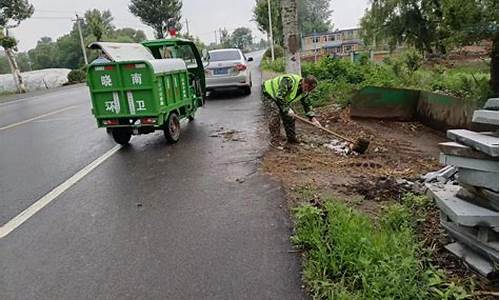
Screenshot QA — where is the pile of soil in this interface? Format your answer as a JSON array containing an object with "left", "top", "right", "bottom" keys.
[{"left": 263, "top": 105, "right": 444, "bottom": 189}]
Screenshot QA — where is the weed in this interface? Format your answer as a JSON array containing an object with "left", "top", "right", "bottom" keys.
[{"left": 292, "top": 198, "right": 470, "bottom": 299}]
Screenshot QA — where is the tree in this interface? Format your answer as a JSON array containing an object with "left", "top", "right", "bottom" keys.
[
  {"left": 281, "top": 0, "right": 301, "bottom": 74},
  {"left": 15, "top": 52, "right": 31, "bottom": 71},
  {"left": 129, "top": 0, "right": 182, "bottom": 39},
  {"left": 360, "top": 0, "right": 446, "bottom": 54},
  {"left": 440, "top": 0, "right": 498, "bottom": 97},
  {"left": 28, "top": 37, "right": 58, "bottom": 69},
  {"left": 219, "top": 28, "right": 231, "bottom": 48},
  {"left": 253, "top": 0, "right": 283, "bottom": 45},
  {"left": 253, "top": 0, "right": 333, "bottom": 45},
  {"left": 0, "top": 53, "right": 10, "bottom": 74},
  {"left": 230, "top": 27, "right": 253, "bottom": 50},
  {"left": 25, "top": 10, "right": 150, "bottom": 71},
  {"left": 0, "top": 0, "right": 34, "bottom": 93},
  {"left": 361, "top": 0, "right": 499, "bottom": 97},
  {"left": 298, "top": 0, "right": 332, "bottom": 34},
  {"left": 84, "top": 9, "right": 114, "bottom": 41}
]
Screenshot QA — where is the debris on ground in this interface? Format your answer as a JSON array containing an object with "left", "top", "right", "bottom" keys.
[
  {"left": 425, "top": 99, "right": 499, "bottom": 278},
  {"left": 209, "top": 127, "right": 246, "bottom": 142},
  {"left": 323, "top": 138, "right": 352, "bottom": 156}
]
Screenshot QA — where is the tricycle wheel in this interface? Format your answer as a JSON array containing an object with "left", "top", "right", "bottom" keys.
[
  {"left": 112, "top": 128, "right": 132, "bottom": 145},
  {"left": 188, "top": 112, "right": 195, "bottom": 122},
  {"left": 164, "top": 112, "right": 181, "bottom": 143}
]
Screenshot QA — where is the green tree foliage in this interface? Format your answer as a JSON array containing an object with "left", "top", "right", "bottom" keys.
[
  {"left": 219, "top": 28, "right": 231, "bottom": 48},
  {"left": 0, "top": 0, "right": 34, "bottom": 27},
  {"left": 0, "top": 53, "right": 10, "bottom": 73},
  {"left": 253, "top": 0, "right": 283, "bottom": 45},
  {"left": 129, "top": 0, "right": 182, "bottom": 39},
  {"left": 361, "top": 0, "right": 498, "bottom": 96},
  {"left": 84, "top": 9, "right": 114, "bottom": 41},
  {"left": 360, "top": 0, "right": 446, "bottom": 53},
  {"left": 28, "top": 37, "right": 58, "bottom": 69},
  {"left": 15, "top": 52, "right": 30, "bottom": 71},
  {"left": 230, "top": 27, "right": 253, "bottom": 50},
  {"left": 253, "top": 0, "right": 333, "bottom": 45},
  {"left": 298, "top": 0, "right": 332, "bottom": 34}
]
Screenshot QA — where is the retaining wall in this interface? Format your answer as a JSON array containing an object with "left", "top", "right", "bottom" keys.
[{"left": 351, "top": 86, "right": 479, "bottom": 131}]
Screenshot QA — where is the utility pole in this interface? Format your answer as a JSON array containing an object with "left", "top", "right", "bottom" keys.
[
  {"left": 267, "top": 0, "right": 275, "bottom": 61},
  {"left": 185, "top": 18, "right": 190, "bottom": 35},
  {"left": 280, "top": 0, "right": 301, "bottom": 75},
  {"left": 214, "top": 30, "right": 218, "bottom": 45},
  {"left": 75, "top": 14, "right": 88, "bottom": 65}
]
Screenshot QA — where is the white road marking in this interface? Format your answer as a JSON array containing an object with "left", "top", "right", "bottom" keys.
[
  {"left": 0, "top": 144, "right": 122, "bottom": 239},
  {"left": 0, "top": 105, "right": 78, "bottom": 131}
]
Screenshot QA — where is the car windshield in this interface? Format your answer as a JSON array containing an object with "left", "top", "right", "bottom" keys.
[{"left": 209, "top": 50, "right": 241, "bottom": 62}]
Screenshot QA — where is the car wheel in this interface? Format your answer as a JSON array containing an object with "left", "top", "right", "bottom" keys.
[
  {"left": 164, "top": 112, "right": 181, "bottom": 143},
  {"left": 242, "top": 85, "right": 251, "bottom": 95}
]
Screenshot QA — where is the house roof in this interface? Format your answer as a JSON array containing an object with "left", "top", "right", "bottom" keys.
[{"left": 303, "top": 28, "right": 361, "bottom": 38}]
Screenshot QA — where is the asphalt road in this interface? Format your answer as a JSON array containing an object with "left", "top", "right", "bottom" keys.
[{"left": 0, "top": 52, "right": 306, "bottom": 299}]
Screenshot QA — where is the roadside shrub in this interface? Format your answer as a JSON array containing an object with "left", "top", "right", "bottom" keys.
[
  {"left": 402, "top": 49, "right": 424, "bottom": 72},
  {"left": 67, "top": 69, "right": 86, "bottom": 83},
  {"left": 263, "top": 44, "right": 284, "bottom": 58},
  {"left": 302, "top": 57, "right": 365, "bottom": 84},
  {"left": 260, "top": 57, "right": 285, "bottom": 73}
]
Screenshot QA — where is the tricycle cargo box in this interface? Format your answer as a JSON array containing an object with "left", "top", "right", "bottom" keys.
[{"left": 88, "top": 59, "right": 191, "bottom": 122}]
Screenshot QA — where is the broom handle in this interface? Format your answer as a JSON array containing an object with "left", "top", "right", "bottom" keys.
[{"left": 294, "top": 114, "right": 355, "bottom": 144}]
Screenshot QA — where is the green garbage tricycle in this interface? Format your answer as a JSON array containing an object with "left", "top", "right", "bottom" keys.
[{"left": 87, "top": 38, "right": 206, "bottom": 145}]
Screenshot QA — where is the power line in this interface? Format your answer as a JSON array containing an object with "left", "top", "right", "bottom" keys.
[{"left": 31, "top": 17, "right": 73, "bottom": 19}]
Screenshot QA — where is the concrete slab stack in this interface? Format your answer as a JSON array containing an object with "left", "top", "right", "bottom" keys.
[{"left": 426, "top": 98, "right": 499, "bottom": 277}]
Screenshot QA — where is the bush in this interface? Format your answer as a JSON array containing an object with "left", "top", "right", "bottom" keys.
[
  {"left": 301, "top": 53, "right": 490, "bottom": 106},
  {"left": 302, "top": 57, "right": 365, "bottom": 84},
  {"left": 67, "top": 69, "right": 86, "bottom": 83},
  {"left": 263, "top": 44, "right": 284, "bottom": 59},
  {"left": 260, "top": 57, "right": 285, "bottom": 73}
]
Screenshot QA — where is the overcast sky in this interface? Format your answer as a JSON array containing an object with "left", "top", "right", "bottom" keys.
[{"left": 11, "top": 0, "right": 369, "bottom": 52}]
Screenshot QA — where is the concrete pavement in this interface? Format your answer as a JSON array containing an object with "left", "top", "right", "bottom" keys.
[{"left": 0, "top": 52, "right": 307, "bottom": 299}]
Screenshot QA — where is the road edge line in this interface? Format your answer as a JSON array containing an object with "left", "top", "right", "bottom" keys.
[{"left": 0, "top": 144, "right": 122, "bottom": 239}]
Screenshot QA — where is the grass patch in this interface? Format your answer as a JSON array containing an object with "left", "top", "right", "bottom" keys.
[
  {"left": 260, "top": 57, "right": 285, "bottom": 73},
  {"left": 291, "top": 194, "right": 470, "bottom": 299}
]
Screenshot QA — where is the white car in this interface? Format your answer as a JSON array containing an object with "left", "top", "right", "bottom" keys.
[{"left": 205, "top": 48, "right": 253, "bottom": 95}]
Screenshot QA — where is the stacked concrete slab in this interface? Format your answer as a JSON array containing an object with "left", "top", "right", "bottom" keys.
[{"left": 426, "top": 98, "right": 499, "bottom": 277}]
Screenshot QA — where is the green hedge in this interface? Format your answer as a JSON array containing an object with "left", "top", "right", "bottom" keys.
[{"left": 67, "top": 69, "right": 86, "bottom": 83}]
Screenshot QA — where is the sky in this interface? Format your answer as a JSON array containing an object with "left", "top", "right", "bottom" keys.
[{"left": 11, "top": 0, "right": 370, "bottom": 52}]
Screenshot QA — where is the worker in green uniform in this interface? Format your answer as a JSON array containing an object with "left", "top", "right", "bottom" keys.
[{"left": 262, "top": 74, "right": 320, "bottom": 144}]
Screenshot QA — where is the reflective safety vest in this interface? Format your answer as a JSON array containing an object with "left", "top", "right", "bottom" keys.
[{"left": 263, "top": 74, "right": 306, "bottom": 104}]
